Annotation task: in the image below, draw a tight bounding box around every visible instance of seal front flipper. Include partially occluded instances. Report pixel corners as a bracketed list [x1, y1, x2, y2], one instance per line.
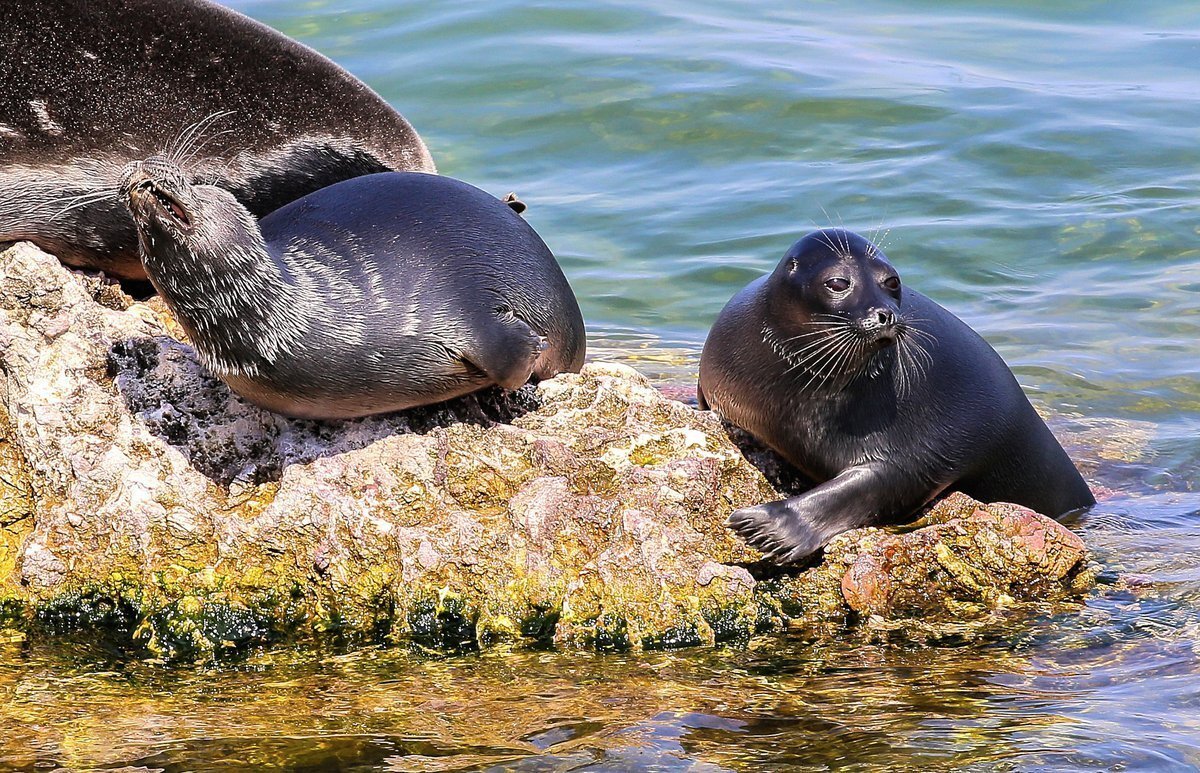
[729, 463, 933, 565]
[461, 310, 544, 391]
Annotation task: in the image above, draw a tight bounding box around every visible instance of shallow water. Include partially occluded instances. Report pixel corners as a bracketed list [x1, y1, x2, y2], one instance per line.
[4, 0, 1200, 769]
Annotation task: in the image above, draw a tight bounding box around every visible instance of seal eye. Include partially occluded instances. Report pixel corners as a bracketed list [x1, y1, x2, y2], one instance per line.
[883, 276, 901, 292]
[824, 277, 851, 293]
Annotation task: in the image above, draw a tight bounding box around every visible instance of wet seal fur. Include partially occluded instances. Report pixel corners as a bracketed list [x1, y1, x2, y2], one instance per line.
[0, 0, 435, 279]
[119, 157, 585, 419]
[698, 228, 1094, 564]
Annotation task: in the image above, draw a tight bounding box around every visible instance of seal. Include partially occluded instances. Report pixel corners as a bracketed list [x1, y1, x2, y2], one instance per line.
[698, 228, 1094, 564]
[118, 156, 586, 419]
[0, 0, 435, 280]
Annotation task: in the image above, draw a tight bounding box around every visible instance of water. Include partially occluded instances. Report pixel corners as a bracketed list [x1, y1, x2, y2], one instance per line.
[5, 0, 1200, 769]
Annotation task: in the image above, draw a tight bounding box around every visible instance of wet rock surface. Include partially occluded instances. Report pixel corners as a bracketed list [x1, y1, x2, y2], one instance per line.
[0, 242, 1095, 658]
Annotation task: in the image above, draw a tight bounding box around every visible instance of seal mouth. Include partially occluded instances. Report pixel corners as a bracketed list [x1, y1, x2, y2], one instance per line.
[144, 183, 191, 226]
[127, 178, 192, 228]
[868, 329, 899, 349]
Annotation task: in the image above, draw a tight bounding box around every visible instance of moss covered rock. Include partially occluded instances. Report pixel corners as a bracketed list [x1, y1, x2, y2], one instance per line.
[0, 242, 1094, 657]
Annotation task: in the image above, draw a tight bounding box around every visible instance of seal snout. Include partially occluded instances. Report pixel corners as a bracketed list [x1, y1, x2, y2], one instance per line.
[119, 157, 193, 228]
[117, 160, 148, 197]
[858, 306, 901, 347]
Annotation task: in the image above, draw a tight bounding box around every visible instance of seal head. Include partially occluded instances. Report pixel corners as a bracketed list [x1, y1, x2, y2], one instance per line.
[761, 230, 910, 391]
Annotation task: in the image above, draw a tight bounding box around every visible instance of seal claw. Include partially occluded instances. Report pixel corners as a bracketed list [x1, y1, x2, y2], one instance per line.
[728, 502, 826, 565]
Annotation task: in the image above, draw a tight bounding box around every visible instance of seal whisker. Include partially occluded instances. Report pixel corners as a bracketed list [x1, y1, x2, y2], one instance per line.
[795, 322, 850, 331]
[178, 129, 238, 171]
[778, 321, 854, 340]
[816, 337, 861, 392]
[168, 110, 237, 166]
[793, 330, 860, 386]
[897, 342, 920, 398]
[894, 329, 933, 395]
[815, 230, 843, 259]
[904, 333, 934, 374]
[810, 313, 852, 324]
[874, 226, 894, 253]
[894, 341, 914, 398]
[194, 149, 249, 186]
[798, 335, 857, 392]
[780, 329, 858, 377]
[814, 210, 849, 257]
[867, 215, 893, 257]
[780, 332, 850, 373]
[791, 327, 857, 359]
[900, 324, 937, 347]
[167, 113, 218, 164]
[50, 190, 119, 221]
[836, 222, 851, 258]
[779, 328, 850, 344]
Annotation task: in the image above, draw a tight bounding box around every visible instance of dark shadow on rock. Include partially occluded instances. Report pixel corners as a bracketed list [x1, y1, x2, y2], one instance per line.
[107, 335, 539, 489]
[718, 422, 814, 498]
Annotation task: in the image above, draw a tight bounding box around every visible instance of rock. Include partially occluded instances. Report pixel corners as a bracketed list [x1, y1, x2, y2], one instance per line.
[766, 492, 1095, 639]
[838, 493, 1091, 617]
[0, 242, 1095, 658]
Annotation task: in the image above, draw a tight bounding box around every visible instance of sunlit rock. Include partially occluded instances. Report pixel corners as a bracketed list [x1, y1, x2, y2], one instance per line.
[0, 242, 1094, 658]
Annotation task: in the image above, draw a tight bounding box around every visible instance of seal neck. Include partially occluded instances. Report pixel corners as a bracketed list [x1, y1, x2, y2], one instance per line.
[139, 203, 308, 380]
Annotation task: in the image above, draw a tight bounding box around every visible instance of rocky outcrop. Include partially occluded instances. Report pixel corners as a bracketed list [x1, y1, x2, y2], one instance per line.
[0, 242, 1095, 658]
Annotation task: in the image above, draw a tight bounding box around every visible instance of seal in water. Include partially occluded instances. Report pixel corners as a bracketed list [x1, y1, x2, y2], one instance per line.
[119, 157, 585, 419]
[698, 228, 1094, 564]
[0, 0, 435, 280]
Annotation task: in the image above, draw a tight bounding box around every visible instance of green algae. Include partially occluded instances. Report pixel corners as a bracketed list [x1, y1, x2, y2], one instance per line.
[641, 624, 705, 650]
[518, 604, 561, 646]
[576, 614, 632, 652]
[406, 594, 480, 653]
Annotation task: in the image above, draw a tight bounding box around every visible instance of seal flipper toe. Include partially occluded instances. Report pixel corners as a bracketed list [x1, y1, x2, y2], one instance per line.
[729, 500, 843, 565]
[462, 313, 543, 391]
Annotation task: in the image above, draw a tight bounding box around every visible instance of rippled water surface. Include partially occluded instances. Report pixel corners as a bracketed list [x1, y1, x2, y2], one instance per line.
[4, 0, 1200, 769]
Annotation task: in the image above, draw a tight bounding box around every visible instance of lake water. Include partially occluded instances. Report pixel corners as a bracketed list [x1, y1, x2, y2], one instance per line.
[4, 0, 1200, 769]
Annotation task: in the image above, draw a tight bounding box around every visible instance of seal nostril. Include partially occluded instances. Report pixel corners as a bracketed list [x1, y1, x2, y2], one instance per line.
[873, 309, 897, 327]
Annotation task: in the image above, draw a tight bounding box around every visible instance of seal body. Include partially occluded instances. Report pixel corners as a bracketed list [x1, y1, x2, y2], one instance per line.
[698, 229, 1093, 564]
[120, 159, 585, 419]
[1, 0, 435, 279]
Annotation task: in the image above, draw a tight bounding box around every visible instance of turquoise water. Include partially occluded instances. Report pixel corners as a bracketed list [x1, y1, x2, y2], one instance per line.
[5, 1, 1200, 769]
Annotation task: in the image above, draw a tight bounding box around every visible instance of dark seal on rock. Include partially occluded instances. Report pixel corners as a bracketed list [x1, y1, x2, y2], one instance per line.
[0, 0, 435, 279]
[698, 228, 1094, 564]
[119, 157, 585, 419]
